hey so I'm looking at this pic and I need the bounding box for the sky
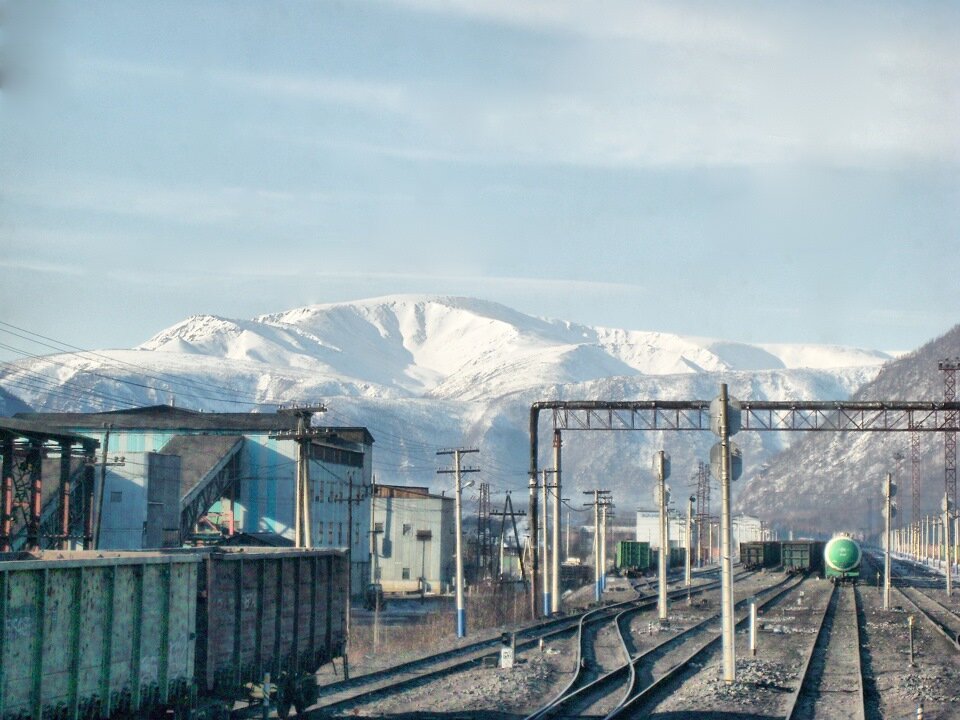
[2,0,959,364]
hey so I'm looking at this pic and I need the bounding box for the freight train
[614,541,684,577]
[738,537,862,581]
[0,546,347,719]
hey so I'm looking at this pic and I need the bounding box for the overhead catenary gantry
[527,395,960,683]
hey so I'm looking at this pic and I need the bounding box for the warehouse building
[370,483,455,594]
[16,405,374,594]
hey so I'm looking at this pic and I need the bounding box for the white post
[685,495,694,587]
[719,384,736,683]
[657,450,669,624]
[454,451,466,637]
[542,469,550,617]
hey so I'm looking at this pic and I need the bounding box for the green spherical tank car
[824,535,861,583]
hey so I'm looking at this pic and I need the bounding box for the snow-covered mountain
[2,295,903,524]
[734,324,960,537]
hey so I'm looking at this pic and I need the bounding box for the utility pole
[491,492,526,582]
[275,403,327,548]
[552,430,562,615]
[541,469,551,616]
[584,489,611,602]
[334,471,367,680]
[655,450,671,624]
[943,492,954,597]
[685,494,695,588]
[438,448,479,638]
[601,502,613,592]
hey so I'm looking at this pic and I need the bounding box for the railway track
[784,582,867,720]
[522,571,803,719]
[875,552,960,651]
[310,569,740,717]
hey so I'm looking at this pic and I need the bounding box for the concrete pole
[552,432,562,614]
[601,503,608,591]
[707,520,713,565]
[594,490,601,601]
[884,472,892,610]
[657,450,669,624]
[685,495,694,587]
[719,383,736,683]
[944,492,952,597]
[542,470,550,617]
[454,450,466,637]
[955,515,959,580]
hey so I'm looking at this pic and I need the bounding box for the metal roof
[15,406,374,444]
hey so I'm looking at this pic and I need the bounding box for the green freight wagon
[740,541,781,569]
[781,540,826,576]
[615,541,652,576]
[0,550,202,720]
[0,547,347,719]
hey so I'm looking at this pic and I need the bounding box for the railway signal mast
[710,384,742,684]
[654,450,671,624]
[883,473,897,610]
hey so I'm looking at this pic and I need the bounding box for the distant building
[371,484,455,594]
[17,405,375,594]
[635,508,685,549]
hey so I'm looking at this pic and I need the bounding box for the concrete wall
[371,493,454,593]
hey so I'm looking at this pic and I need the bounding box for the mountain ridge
[3,294,929,532]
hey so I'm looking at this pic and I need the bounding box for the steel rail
[314,571,732,717]
[882,552,960,650]
[783,582,867,720]
[601,573,806,719]
[522,573,800,720]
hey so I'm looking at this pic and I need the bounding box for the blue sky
[2,0,958,361]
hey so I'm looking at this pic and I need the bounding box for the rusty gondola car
[0,546,347,719]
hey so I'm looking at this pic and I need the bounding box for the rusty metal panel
[0,551,200,718]
[199,547,347,694]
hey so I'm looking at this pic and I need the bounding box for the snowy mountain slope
[734,324,960,536]
[1,295,901,517]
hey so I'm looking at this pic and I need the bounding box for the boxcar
[740,541,781,570]
[614,541,652,576]
[0,547,347,719]
[781,540,825,576]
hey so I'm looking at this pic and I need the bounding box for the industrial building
[371,483,455,594]
[15,405,375,593]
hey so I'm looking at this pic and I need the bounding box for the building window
[318,481,324,502]
[402,568,410,580]
[338,522,343,545]
[318,521,324,543]
[110,491,122,503]
[328,527,334,544]
[402,523,412,536]
[374,522,384,532]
